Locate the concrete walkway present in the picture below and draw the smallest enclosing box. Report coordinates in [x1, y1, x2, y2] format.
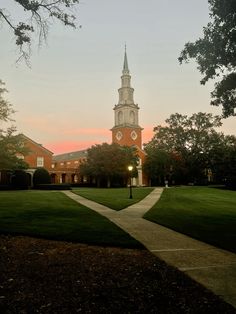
[63, 188, 236, 308]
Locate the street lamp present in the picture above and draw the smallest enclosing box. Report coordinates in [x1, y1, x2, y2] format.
[128, 165, 133, 199]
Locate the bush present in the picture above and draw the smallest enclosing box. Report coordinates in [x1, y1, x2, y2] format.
[11, 170, 30, 189]
[34, 184, 71, 190]
[33, 168, 51, 187]
[0, 185, 13, 190]
[225, 176, 236, 190]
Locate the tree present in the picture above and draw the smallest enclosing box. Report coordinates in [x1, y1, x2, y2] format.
[79, 143, 138, 188]
[144, 112, 226, 184]
[33, 167, 51, 187]
[0, 0, 80, 64]
[179, 0, 236, 117]
[208, 134, 236, 183]
[143, 149, 171, 186]
[0, 80, 28, 170]
[143, 148, 186, 186]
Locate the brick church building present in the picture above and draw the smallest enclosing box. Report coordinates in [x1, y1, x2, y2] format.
[49, 49, 148, 185]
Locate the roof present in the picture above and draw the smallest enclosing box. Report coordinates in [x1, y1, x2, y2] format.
[22, 134, 53, 155]
[53, 150, 88, 162]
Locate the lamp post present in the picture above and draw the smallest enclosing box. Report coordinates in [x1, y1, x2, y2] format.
[128, 165, 133, 199]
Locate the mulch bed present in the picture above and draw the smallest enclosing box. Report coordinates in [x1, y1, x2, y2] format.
[0, 235, 235, 314]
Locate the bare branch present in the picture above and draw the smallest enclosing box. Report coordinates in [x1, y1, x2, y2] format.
[0, 1, 80, 65]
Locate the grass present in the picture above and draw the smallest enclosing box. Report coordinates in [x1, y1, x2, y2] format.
[0, 190, 142, 248]
[144, 186, 236, 253]
[72, 187, 154, 210]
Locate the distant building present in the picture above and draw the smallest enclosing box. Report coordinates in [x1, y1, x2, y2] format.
[51, 150, 87, 184]
[0, 134, 53, 186]
[22, 134, 53, 171]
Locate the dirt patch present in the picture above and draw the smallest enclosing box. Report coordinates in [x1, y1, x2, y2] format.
[0, 235, 235, 313]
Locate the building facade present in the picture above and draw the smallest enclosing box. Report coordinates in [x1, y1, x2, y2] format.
[51, 150, 87, 184]
[22, 135, 53, 171]
[0, 134, 53, 186]
[111, 49, 147, 186]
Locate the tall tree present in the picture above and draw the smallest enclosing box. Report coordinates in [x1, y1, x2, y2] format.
[208, 133, 236, 183]
[179, 0, 236, 117]
[0, 0, 80, 64]
[143, 146, 172, 185]
[79, 143, 138, 188]
[0, 80, 28, 170]
[144, 112, 225, 184]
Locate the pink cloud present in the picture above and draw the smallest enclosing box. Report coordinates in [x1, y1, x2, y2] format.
[64, 128, 111, 136]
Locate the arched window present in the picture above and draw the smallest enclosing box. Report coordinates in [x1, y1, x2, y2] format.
[130, 111, 135, 124]
[118, 111, 123, 124]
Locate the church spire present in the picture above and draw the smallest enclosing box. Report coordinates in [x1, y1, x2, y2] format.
[123, 45, 129, 75]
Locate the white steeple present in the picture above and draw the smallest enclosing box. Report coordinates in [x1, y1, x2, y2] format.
[118, 47, 135, 106]
[113, 48, 141, 128]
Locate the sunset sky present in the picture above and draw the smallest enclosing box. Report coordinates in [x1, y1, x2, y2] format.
[1, 0, 235, 155]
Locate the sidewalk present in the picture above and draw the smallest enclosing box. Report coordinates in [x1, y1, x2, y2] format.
[63, 188, 236, 308]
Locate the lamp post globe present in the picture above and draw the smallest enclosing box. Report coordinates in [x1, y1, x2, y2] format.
[128, 165, 133, 199]
[128, 165, 133, 172]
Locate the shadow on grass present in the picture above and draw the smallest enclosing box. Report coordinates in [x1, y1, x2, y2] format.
[0, 190, 143, 249]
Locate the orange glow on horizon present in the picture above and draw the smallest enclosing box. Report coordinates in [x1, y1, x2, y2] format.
[142, 127, 154, 145]
[45, 126, 154, 155]
[45, 140, 111, 155]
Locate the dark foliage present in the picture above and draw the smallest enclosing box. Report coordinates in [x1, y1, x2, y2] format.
[11, 169, 30, 189]
[34, 183, 71, 190]
[179, 0, 236, 117]
[33, 168, 51, 187]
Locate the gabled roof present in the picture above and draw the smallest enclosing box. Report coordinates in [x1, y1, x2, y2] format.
[22, 134, 53, 155]
[53, 150, 88, 162]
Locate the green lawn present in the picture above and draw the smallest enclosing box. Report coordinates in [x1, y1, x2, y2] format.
[72, 187, 154, 210]
[0, 190, 142, 248]
[144, 186, 236, 253]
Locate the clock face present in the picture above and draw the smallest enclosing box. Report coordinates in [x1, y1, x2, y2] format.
[131, 130, 137, 140]
[116, 131, 123, 141]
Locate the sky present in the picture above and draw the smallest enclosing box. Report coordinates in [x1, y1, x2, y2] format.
[0, 0, 235, 155]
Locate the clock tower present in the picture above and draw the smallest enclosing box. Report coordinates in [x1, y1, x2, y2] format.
[111, 48, 143, 149]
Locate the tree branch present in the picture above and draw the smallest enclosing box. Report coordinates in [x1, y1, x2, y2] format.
[1, 1, 80, 65]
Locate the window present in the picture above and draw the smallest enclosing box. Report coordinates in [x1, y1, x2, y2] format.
[37, 157, 44, 167]
[130, 111, 135, 124]
[16, 153, 24, 160]
[118, 111, 123, 124]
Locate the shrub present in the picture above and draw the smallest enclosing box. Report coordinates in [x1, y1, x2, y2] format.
[11, 170, 30, 189]
[33, 168, 51, 187]
[34, 184, 71, 190]
[225, 176, 236, 190]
